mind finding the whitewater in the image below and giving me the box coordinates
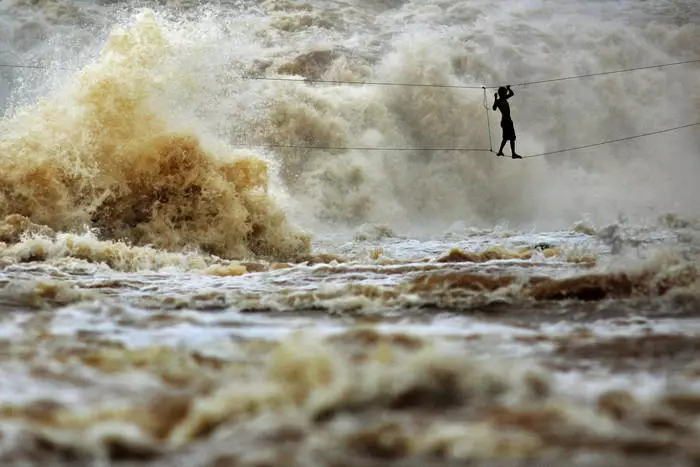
[0,0,699,465]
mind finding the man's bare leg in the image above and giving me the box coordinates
[510,140,521,159]
[497,140,507,156]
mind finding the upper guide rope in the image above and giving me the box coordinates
[2,58,698,89]
[2,58,698,158]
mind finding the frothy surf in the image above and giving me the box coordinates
[0,0,699,465]
[0,11,309,261]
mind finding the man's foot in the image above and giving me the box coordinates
[496,152,505,157]
[511,153,522,159]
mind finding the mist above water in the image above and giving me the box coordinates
[1,0,698,246]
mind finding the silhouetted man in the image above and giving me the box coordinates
[492,85,521,159]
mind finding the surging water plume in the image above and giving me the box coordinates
[247,0,700,229]
[0,11,309,261]
[2,1,699,231]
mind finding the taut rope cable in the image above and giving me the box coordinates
[0,63,49,70]
[252,58,700,89]
[238,75,483,89]
[231,121,698,154]
[507,58,700,88]
[482,86,493,152]
[1,57,698,90]
[235,143,492,152]
[523,122,700,159]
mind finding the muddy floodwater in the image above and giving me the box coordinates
[0,218,698,466]
[1,0,699,464]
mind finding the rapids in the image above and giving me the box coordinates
[0,0,699,465]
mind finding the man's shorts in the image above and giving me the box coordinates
[501,119,516,141]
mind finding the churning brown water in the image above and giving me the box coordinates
[0,0,699,465]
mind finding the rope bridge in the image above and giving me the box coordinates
[2,58,699,159]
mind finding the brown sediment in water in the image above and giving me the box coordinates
[555,334,700,371]
[263,0,313,13]
[0,279,97,309]
[528,273,640,301]
[436,247,533,263]
[410,273,516,293]
[0,12,309,261]
[277,49,338,79]
[203,263,248,276]
[0,214,56,244]
[662,393,700,415]
[0,334,521,458]
[1,331,699,465]
[529,262,699,300]
[177,257,699,314]
[328,328,425,350]
[410,258,699,303]
[269,11,338,32]
[436,246,595,264]
[298,253,346,264]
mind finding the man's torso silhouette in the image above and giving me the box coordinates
[494,99,511,122]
